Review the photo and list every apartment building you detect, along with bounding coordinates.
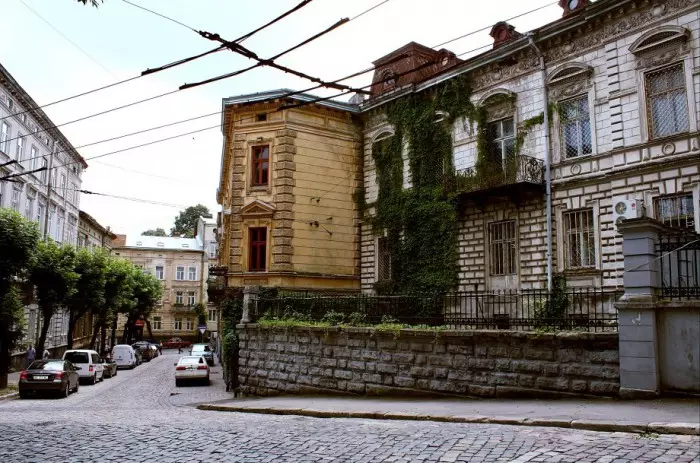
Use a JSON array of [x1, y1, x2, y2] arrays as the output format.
[[113, 235, 209, 342], [195, 215, 219, 334], [78, 210, 116, 252], [359, 0, 699, 293], [0, 62, 87, 245]]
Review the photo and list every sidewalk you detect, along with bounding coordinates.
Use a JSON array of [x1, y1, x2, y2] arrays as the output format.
[[198, 395, 700, 435]]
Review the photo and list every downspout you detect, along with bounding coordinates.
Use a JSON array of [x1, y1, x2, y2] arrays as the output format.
[[527, 33, 553, 292]]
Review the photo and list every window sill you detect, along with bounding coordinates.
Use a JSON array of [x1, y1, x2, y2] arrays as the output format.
[[250, 185, 269, 191], [563, 267, 602, 277]]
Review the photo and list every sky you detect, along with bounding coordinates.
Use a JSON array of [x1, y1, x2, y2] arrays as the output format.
[[0, 0, 562, 237]]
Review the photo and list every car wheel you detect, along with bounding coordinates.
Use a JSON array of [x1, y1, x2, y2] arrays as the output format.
[[62, 382, 70, 398], [73, 380, 79, 393], [113, 370, 117, 377], [90, 374, 97, 385], [19, 390, 29, 399]]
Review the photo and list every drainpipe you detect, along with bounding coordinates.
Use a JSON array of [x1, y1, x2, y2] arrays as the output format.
[[527, 33, 553, 292]]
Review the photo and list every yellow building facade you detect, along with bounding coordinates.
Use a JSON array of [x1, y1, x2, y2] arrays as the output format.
[[216, 90, 362, 291]]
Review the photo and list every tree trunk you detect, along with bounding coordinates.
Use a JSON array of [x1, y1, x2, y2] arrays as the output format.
[[36, 310, 53, 358], [110, 316, 118, 351], [121, 315, 133, 344], [145, 319, 154, 341], [66, 310, 76, 350], [100, 323, 108, 357], [0, 338, 9, 390], [90, 321, 100, 350]]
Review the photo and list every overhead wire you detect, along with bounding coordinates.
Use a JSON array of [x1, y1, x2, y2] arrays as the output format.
[[120, 0, 198, 32]]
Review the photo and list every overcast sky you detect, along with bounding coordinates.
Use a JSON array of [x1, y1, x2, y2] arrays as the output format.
[[1, 0, 561, 236]]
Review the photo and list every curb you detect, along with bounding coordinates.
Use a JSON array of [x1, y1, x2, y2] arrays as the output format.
[[0, 392, 19, 401], [196, 404, 700, 436]]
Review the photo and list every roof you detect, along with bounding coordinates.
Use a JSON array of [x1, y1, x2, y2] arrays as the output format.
[[79, 210, 117, 239], [120, 235, 203, 252], [0, 62, 88, 169]]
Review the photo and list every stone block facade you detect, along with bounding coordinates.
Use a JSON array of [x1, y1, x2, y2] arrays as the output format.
[[238, 325, 620, 398]]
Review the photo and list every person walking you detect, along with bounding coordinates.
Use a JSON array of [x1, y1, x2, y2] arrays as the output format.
[[26, 345, 36, 368], [43, 349, 50, 360]]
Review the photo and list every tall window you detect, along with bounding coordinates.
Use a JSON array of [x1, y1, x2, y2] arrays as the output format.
[[155, 266, 164, 280], [176, 266, 185, 280], [40, 158, 48, 184], [187, 291, 196, 306], [376, 237, 392, 281], [188, 266, 196, 281], [655, 194, 695, 230], [30, 146, 38, 169], [487, 118, 515, 163], [186, 319, 193, 330], [208, 309, 217, 322], [645, 63, 689, 139], [0, 122, 9, 153], [25, 193, 34, 220], [564, 209, 596, 269], [11, 185, 21, 211], [249, 227, 267, 271], [60, 174, 66, 196], [37, 201, 45, 231], [251, 145, 269, 186], [16, 135, 25, 162], [152, 317, 162, 330], [489, 221, 517, 275], [48, 205, 55, 237], [55, 210, 65, 243], [560, 95, 592, 158], [208, 242, 217, 258], [174, 318, 182, 330], [175, 291, 183, 305]]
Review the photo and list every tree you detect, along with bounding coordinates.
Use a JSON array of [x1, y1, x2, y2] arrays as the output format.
[[170, 204, 210, 238], [76, 0, 102, 7], [120, 269, 162, 344], [96, 258, 134, 354], [66, 249, 107, 349], [29, 241, 78, 357], [193, 302, 206, 342], [142, 228, 167, 237], [0, 209, 40, 388]]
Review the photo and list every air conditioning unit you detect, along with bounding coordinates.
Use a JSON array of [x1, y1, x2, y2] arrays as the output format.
[[612, 198, 644, 230]]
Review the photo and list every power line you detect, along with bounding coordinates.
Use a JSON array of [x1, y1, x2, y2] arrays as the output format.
[[19, 0, 118, 79], [234, 0, 314, 43], [350, 0, 393, 21], [120, 0, 197, 32]]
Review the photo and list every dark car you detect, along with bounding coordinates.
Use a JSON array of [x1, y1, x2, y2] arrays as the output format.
[[132, 347, 143, 366], [132, 342, 155, 362], [102, 358, 118, 378], [19, 360, 80, 398], [189, 344, 214, 367]]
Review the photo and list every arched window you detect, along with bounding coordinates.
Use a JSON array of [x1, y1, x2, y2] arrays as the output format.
[[547, 64, 594, 159]]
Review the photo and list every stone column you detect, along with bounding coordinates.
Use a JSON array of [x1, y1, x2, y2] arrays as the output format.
[[241, 286, 260, 324], [615, 218, 665, 398]]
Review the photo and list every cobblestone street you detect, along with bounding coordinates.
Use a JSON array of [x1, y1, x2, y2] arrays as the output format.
[[0, 349, 697, 463]]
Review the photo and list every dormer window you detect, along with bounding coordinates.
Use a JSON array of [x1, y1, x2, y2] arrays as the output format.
[[381, 71, 396, 90]]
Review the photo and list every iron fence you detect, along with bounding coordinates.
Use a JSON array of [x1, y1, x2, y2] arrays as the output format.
[[657, 229, 700, 299], [256, 288, 622, 332]]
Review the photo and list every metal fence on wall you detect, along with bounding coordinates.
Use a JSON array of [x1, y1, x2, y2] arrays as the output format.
[[256, 288, 622, 332], [657, 229, 700, 300]]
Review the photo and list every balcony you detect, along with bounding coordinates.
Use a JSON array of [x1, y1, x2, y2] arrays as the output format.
[[452, 155, 544, 202], [171, 304, 197, 313]]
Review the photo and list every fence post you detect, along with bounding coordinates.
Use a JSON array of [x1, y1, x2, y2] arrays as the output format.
[[615, 218, 665, 398], [241, 286, 260, 324]]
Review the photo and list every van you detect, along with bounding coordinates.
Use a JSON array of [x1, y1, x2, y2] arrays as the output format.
[[112, 344, 137, 369], [63, 349, 104, 385]]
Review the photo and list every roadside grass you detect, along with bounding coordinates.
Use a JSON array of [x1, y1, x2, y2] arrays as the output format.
[[0, 384, 18, 396]]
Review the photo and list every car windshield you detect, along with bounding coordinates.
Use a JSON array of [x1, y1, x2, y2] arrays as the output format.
[[29, 361, 64, 371], [64, 352, 89, 364], [191, 345, 210, 352], [179, 357, 202, 365]]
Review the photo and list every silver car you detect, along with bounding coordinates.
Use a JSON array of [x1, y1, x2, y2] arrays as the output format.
[[174, 356, 210, 387], [189, 344, 214, 366]]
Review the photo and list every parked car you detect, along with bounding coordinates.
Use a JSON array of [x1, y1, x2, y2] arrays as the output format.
[[133, 347, 143, 366], [19, 360, 80, 398], [174, 356, 210, 386], [112, 344, 137, 369], [146, 339, 162, 354], [132, 342, 155, 362], [63, 350, 104, 385], [149, 343, 160, 357], [190, 344, 214, 366], [162, 337, 191, 349], [102, 358, 118, 378]]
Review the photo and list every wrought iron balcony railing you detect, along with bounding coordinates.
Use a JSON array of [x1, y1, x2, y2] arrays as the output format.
[[453, 154, 544, 195]]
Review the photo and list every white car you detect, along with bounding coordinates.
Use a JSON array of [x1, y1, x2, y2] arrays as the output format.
[[63, 349, 104, 385], [174, 356, 210, 387], [112, 344, 137, 369]]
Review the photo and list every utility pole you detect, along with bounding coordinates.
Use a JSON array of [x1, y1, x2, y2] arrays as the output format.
[[42, 144, 55, 240]]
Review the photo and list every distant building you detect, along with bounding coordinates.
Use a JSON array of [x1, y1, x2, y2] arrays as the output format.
[[195, 216, 219, 335], [113, 234, 209, 342], [0, 62, 87, 245], [78, 210, 116, 251]]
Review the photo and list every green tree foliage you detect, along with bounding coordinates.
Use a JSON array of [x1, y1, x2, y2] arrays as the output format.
[[0, 209, 40, 388], [170, 204, 210, 238], [29, 241, 79, 355], [66, 249, 108, 349], [120, 268, 163, 343], [141, 228, 167, 237], [98, 258, 135, 351], [193, 302, 207, 327]]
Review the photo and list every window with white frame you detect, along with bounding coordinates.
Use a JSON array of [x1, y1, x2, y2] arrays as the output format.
[[55, 209, 65, 242], [40, 158, 48, 184], [208, 309, 217, 322], [174, 318, 182, 330], [560, 95, 592, 158], [487, 118, 515, 163], [376, 236, 391, 282], [16, 135, 25, 162], [155, 265, 164, 280], [645, 63, 689, 139], [60, 174, 66, 196], [208, 242, 217, 258], [654, 194, 695, 230], [187, 291, 196, 306], [186, 319, 193, 330], [37, 201, 45, 231], [24, 192, 34, 219], [188, 266, 196, 281], [175, 291, 183, 305], [10, 185, 21, 211], [152, 317, 162, 330], [0, 122, 9, 153], [29, 146, 38, 170], [176, 266, 185, 280], [51, 169, 57, 188], [489, 220, 517, 275], [563, 209, 596, 269]]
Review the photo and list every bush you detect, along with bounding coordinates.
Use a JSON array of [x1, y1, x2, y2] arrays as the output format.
[[346, 312, 367, 326], [321, 310, 345, 326]]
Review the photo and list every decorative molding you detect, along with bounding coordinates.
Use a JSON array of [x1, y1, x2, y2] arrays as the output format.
[[549, 81, 590, 102]]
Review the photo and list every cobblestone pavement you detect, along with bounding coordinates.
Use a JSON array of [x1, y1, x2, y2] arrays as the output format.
[[0, 350, 698, 463]]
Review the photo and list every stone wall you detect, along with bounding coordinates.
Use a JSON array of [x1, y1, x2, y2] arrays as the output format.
[[238, 325, 620, 398]]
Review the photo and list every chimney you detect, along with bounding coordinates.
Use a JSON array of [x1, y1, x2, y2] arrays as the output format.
[[113, 234, 127, 247], [489, 22, 522, 49]]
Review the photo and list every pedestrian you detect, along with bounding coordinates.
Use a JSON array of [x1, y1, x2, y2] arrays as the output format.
[[178, 344, 182, 354], [26, 345, 36, 368], [43, 348, 50, 360]]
